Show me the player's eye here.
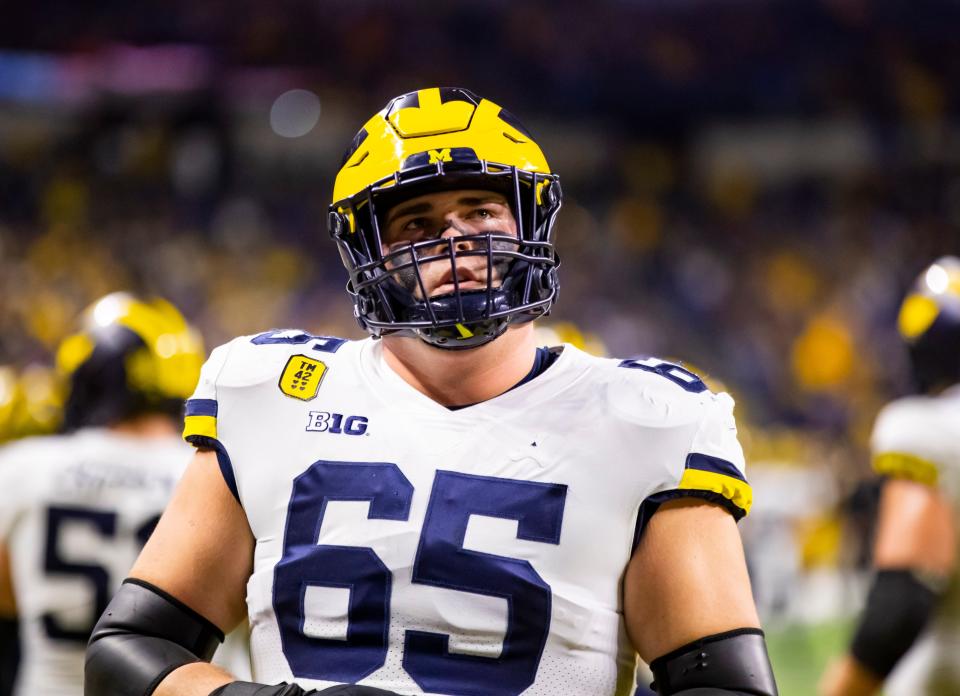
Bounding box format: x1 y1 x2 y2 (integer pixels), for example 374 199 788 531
386 221 438 252
402 217 430 233
468 207 495 220
387 219 429 247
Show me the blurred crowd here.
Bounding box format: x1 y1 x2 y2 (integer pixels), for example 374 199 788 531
2 0 960 624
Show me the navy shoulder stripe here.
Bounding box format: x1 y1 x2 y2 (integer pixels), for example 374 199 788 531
185 399 218 417
685 452 746 483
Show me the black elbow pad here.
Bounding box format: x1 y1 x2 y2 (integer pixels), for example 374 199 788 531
85 578 224 696
850 568 941 679
650 628 778 696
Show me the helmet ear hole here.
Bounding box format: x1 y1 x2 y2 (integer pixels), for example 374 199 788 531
543 267 560 291
539 180 559 208
329 209 360 239
328 211 345 238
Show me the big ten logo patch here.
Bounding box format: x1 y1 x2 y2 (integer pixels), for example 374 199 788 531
306 411 368 436
279 355 327 401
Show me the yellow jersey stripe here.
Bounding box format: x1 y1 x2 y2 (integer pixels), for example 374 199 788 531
183 414 217 441
873 451 939 487
678 468 753 515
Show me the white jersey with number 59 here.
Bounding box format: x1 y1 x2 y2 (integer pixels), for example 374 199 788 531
184 331 753 696
0 429 190 696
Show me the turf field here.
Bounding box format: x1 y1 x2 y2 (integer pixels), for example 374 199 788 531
766 619 853 696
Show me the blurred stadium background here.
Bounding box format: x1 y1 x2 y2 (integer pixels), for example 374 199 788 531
2 1 959 693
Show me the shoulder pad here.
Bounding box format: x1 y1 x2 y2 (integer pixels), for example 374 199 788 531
606 355 716 428
617 356 711 393
222 329 350 388
607 355 752 517
0 433 66 467
248 329 349 353
182 330 352 443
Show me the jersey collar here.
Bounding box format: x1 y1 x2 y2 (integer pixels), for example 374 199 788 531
358 338 589 419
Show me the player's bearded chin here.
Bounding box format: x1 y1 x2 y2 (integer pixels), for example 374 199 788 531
385 234 515 298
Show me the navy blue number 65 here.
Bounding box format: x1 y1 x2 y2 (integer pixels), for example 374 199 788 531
272 461 567 696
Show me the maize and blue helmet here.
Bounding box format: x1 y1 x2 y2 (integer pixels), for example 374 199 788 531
898 256 960 392
328 87 562 349
56 292 204 431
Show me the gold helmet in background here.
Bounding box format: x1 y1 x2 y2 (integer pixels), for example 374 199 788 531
56 292 204 430
897 256 960 392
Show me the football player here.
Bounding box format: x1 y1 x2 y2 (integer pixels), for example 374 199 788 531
0 293 206 696
0 363 65 696
87 88 778 696
820 257 960 695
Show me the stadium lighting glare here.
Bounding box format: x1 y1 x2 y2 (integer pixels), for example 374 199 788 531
91 294 130 327
925 264 949 294
270 89 321 138
155 334 178 359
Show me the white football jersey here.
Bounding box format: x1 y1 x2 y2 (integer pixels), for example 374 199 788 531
184 331 752 696
0 428 191 696
871 386 960 694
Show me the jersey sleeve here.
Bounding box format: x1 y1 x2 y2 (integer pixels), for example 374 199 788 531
182 341 234 446
181 330 345 505
611 356 754 546
674 391 752 519
870 400 946 488
630 388 751 551
181 340 242 502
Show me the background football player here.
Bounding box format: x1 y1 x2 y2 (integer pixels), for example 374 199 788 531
0 292 208 696
87 88 778 696
0 362 65 695
820 257 960 695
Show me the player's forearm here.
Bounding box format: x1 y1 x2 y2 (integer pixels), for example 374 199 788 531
819 655 882 696
154 662 235 696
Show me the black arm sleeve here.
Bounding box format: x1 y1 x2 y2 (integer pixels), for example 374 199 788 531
849 568 941 679
84 578 224 696
0 617 19 696
649 628 778 696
